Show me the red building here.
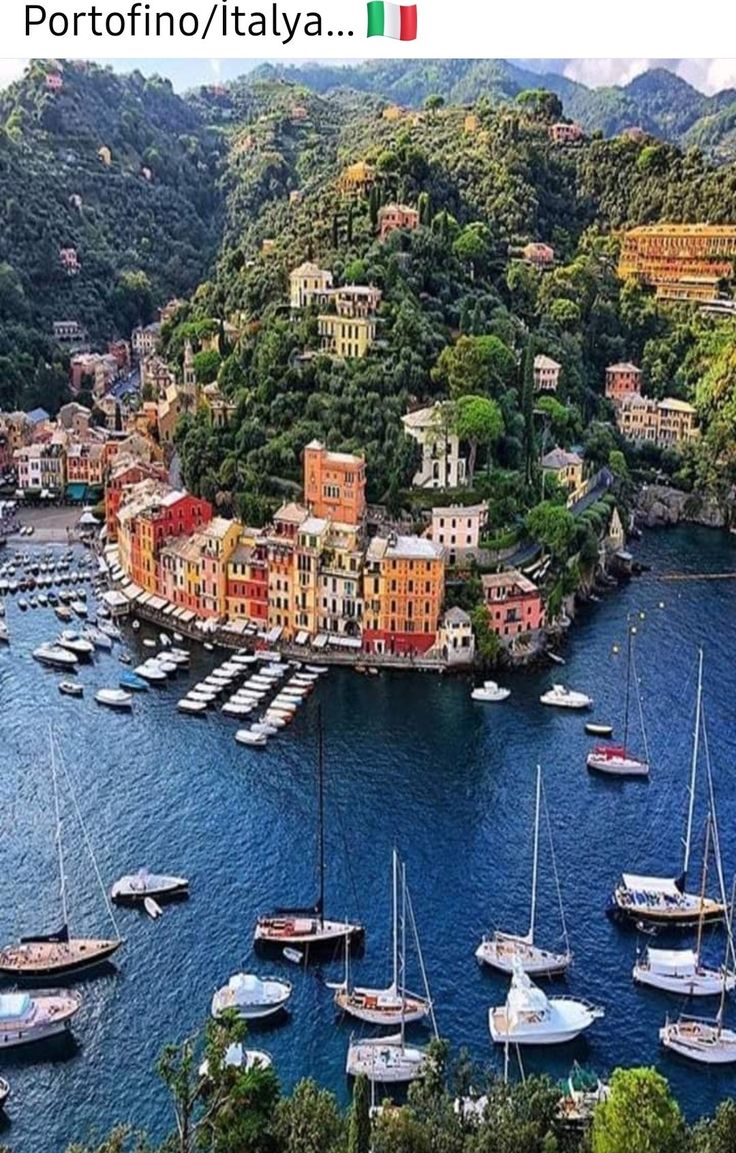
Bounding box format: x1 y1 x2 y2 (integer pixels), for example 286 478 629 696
481 570 545 640
605 362 642 402
378 203 420 241
226 539 269 624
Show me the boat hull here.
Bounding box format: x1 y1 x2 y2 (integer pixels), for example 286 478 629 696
489 1002 600 1046
334 988 430 1026
587 750 649 777
660 1022 736 1064
0 938 122 978
634 966 735 997
475 937 571 978
609 895 725 929
346 1038 428 1083
255 916 364 949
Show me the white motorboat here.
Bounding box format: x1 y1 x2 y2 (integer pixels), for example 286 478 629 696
143 638 157 649
199 1044 272 1079
0 991 80 1048
135 662 167 683
635 948 735 997
111 870 189 903
70 600 88 618
489 962 603 1045
57 631 95 658
211 973 292 1020
187 691 216 705
222 702 254 717
305 664 328 675
331 849 433 1026
263 713 287 728
84 626 113 651
251 722 278 737
178 699 208 714
236 729 268 747
95 689 133 711
99 620 121 640
159 633 171 647
476 765 571 977
540 684 593 710
33 644 78 669
157 659 178 676
0 1077 8 1108
346 1033 432 1084
471 680 511 703
255 710 363 950
55 605 73 623
660 1015 736 1064
59 681 84 698
608 651 725 929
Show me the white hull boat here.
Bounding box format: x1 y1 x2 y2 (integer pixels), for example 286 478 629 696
587 747 649 778
236 730 267 747
489 962 603 1045
346 1034 430 1083
58 632 95 658
95 689 133 710
660 1017 736 1064
178 699 208 714
111 871 188 903
211 973 292 1020
84 627 113 651
200 1044 272 1078
634 949 735 997
476 933 571 977
135 663 167 683
540 684 592 710
255 915 362 947
0 991 80 1048
33 645 78 669
471 681 511 703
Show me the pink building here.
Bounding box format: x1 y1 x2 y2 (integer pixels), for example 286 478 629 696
605 362 642 402
523 242 555 269
45 73 63 92
481 570 545 640
549 122 584 144
378 203 420 240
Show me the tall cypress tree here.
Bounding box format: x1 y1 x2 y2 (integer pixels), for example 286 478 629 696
347 1074 371 1153
522 338 536 486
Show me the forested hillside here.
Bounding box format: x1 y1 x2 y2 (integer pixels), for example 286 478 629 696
0 59 224 411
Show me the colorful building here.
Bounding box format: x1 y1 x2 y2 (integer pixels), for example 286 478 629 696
481 571 545 640
523 243 555 269
378 203 420 241
618 223 736 301
549 122 584 144
226 535 269 625
303 440 366 526
615 395 698 447
338 161 376 196
605 362 642 402
534 354 561 392
317 523 364 640
198 517 241 618
429 503 488 563
264 502 309 638
402 403 467 490
541 448 584 495
132 322 162 360
363 533 445 656
105 457 168 542
116 482 212 595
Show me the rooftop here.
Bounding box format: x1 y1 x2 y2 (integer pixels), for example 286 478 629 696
299 516 331 536
273 501 309 526
368 534 445 562
201 516 237 541
607 361 641 373
658 397 696 414
482 570 539 595
534 355 561 371
431 503 488 519
444 606 471 625
542 448 583 470
401 403 446 431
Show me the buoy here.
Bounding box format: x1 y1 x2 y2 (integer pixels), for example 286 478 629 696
659 601 665 609
612 644 620 654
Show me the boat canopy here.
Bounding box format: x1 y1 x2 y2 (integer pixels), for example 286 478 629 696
646 948 698 975
507 966 550 1025
622 873 679 895
228 974 269 1003
0 994 31 1019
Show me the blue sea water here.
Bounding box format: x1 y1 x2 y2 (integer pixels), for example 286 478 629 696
1 525 736 1151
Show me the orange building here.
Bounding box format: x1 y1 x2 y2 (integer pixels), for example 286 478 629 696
116 482 211 594
618 223 736 300
226 534 269 624
363 533 445 656
303 440 366 526
549 122 584 144
378 203 420 240
264 503 309 638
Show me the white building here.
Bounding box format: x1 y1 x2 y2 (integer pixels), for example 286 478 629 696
534 355 561 392
402 404 467 490
436 606 475 666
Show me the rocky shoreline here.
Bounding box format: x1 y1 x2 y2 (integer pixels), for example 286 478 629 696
635 483 732 530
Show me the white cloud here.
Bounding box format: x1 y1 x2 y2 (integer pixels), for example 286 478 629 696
0 59 27 91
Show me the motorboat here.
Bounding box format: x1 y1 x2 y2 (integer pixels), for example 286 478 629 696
135 662 167 683
120 671 148 692
211 973 292 1021
59 681 84 698
660 1016 736 1064
222 702 254 717
236 729 268 747
489 962 604 1045
18 598 28 611
33 644 79 669
540 684 593 710
95 689 133 711
157 659 178 676
55 605 73 623
0 991 81 1048
111 870 189 903
262 713 287 728
476 766 571 976
57 631 95 659
143 638 157 649
159 633 171 647
471 680 511 703
187 691 216 705
331 850 432 1026
634 948 736 997
557 1064 610 1126
178 699 209 715
251 722 279 737
84 626 113 651
70 600 88 618
199 1044 272 1079
346 1033 432 1084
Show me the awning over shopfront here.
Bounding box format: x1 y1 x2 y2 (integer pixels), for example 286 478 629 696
66 483 87 503
312 634 329 649
294 630 309 646
147 595 167 611
329 635 362 649
265 626 283 644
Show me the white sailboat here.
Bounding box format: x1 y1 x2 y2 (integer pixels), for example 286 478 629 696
346 857 438 1084
476 765 571 977
634 815 735 997
0 732 122 979
587 623 649 777
609 650 726 929
331 849 432 1025
255 707 363 950
489 960 604 1046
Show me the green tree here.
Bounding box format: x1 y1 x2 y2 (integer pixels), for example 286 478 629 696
347 1075 371 1153
433 335 516 401
592 1067 686 1153
470 603 502 665
274 1079 344 1153
453 395 504 487
525 501 576 560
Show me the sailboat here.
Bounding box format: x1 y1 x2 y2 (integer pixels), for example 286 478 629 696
346 857 438 1083
331 848 432 1025
587 622 649 777
0 732 122 979
476 765 571 976
255 708 363 950
634 815 736 997
608 649 726 929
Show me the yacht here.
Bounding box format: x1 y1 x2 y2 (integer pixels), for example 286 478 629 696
95 688 133 711
0 991 81 1048
33 644 79 669
540 684 593 710
634 948 735 997
135 662 167 683
660 1016 736 1064
211 973 292 1021
489 963 603 1045
84 626 113 651
471 681 511 703
57 631 95 659
111 870 189 903
346 1034 431 1084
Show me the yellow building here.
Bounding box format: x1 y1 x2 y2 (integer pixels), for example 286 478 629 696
338 161 376 196
290 262 333 310
616 395 698 446
383 104 404 122
317 314 376 359
292 516 331 638
618 223 736 301
464 113 480 133
541 448 584 495
198 517 241 618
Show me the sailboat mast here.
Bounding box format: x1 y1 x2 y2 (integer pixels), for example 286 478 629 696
392 848 399 991
50 731 69 930
317 706 325 925
400 858 407 1049
528 765 541 943
695 814 711 965
623 622 634 750
683 648 703 882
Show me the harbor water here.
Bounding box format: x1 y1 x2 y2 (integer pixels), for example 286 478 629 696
1 525 736 1151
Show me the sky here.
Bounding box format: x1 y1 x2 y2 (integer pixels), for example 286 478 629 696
2 57 736 94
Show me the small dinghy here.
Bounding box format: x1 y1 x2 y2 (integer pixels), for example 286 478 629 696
144 897 163 920
585 722 613 737
204 642 214 652
173 632 184 643
471 680 511 703
111 870 189 903
120 671 148 692
283 948 304 965
59 681 84 698
95 688 133 711
159 633 171 647
143 638 157 649
199 1044 272 1079
178 698 208 714
132 620 140 631
235 729 268 748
